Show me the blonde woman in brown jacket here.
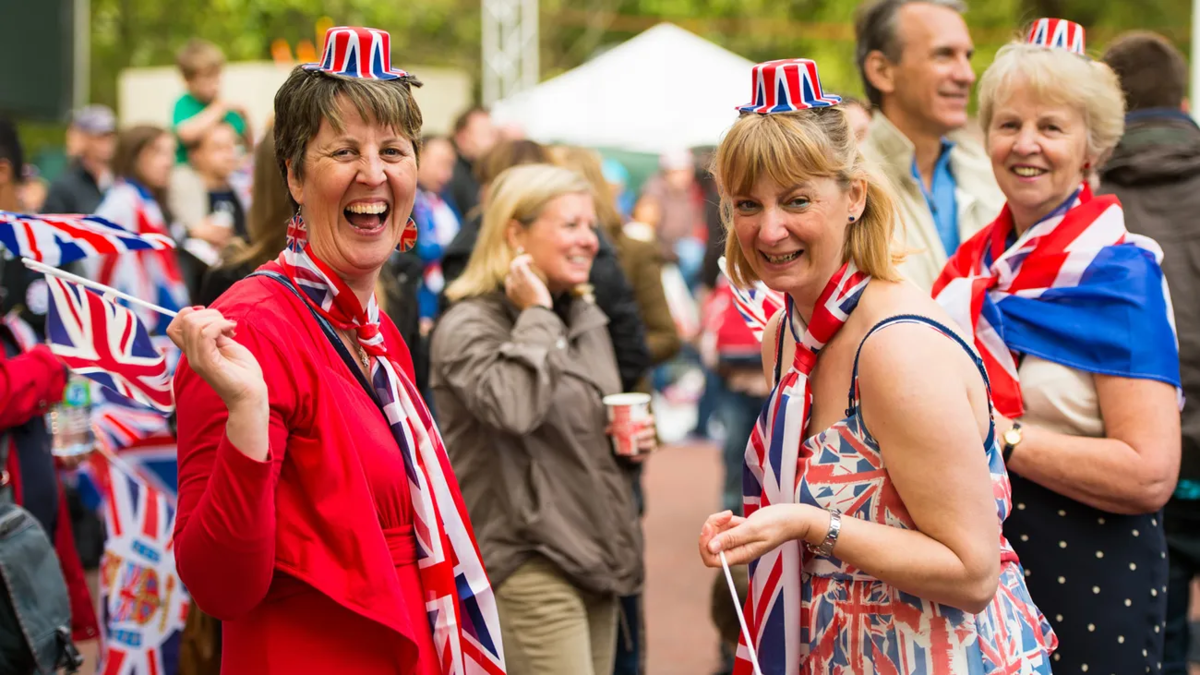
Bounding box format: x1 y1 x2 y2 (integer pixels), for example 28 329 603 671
432 164 656 675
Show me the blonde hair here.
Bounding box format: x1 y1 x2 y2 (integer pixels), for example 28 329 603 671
445 164 594 302
979 42 1126 164
712 106 904 288
176 39 226 80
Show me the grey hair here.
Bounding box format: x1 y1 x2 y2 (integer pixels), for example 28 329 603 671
855 0 969 107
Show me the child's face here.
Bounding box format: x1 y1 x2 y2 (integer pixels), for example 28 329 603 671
188 69 221 103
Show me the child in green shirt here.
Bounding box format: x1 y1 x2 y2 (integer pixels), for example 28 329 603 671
171 39 253 163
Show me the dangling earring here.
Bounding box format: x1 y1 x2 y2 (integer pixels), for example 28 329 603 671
396 216 418 252
286 206 307 247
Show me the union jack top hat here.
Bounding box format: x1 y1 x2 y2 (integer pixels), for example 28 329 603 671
737 59 841 115
303 26 410 80
1025 18 1086 55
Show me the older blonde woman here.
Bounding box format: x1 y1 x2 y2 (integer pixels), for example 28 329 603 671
433 164 655 675
698 58 1054 674
934 20 1182 673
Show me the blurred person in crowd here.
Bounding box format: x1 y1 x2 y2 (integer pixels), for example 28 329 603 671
840 95 873 144
18 166 48 213
442 139 652 392
496 122 526 142
698 59 1055 673
1099 31 1200 675
172 39 253 164
552 145 680 675
89 126 190 334
44 105 116 215
0 117 100 670
855 0 1004 289
641 148 705 284
444 106 497 219
934 30 1181 673
602 158 635 220
435 164 653 675
412 135 461 330
171 122 248 293
169 28 501 673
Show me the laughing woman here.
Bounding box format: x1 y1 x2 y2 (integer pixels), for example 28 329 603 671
168 28 505 675
697 59 1055 674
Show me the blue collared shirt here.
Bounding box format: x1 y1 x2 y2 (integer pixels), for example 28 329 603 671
911 140 960 255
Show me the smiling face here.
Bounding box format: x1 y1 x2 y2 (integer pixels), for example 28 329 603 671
507 192 599 294
987 83 1092 232
286 98 418 292
731 175 866 305
883 3 976 136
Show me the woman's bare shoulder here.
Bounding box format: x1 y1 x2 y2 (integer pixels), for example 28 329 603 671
857 279 973 345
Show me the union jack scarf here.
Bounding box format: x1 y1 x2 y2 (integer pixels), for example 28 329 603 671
737 261 870 675
276 215 506 675
933 184 1180 418
90 180 189 336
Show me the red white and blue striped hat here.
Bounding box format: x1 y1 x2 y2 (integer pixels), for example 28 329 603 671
303 26 409 80
737 59 841 115
1025 18 1086 55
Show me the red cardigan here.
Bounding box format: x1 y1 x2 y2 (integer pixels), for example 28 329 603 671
0 342 99 642
174 265 437 674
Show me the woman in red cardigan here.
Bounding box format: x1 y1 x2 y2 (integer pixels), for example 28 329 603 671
168 27 506 675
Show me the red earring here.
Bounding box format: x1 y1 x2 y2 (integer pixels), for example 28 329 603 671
397 217 417 252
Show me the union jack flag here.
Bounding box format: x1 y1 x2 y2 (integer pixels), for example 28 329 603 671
719 257 786 343
0 211 174 267
88 181 189 336
92 385 172 449
737 261 870 675
44 275 174 413
278 217 506 674
737 59 841 115
1026 18 1086 54
92 456 189 675
933 184 1180 419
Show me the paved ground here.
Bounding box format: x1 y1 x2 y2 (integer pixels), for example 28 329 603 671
643 440 726 675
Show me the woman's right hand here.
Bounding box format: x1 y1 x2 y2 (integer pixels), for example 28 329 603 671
168 307 266 409
505 254 553 311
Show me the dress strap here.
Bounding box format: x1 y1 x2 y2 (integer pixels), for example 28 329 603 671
771 299 789 386
846 314 996 450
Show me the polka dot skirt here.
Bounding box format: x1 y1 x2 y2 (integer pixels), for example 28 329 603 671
1008 473 1167 674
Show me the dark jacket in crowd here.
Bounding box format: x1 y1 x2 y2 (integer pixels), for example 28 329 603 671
443 149 480 222
441 213 652 391
43 160 105 215
1099 108 1200 516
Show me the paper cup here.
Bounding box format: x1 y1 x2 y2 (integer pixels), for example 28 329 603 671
603 393 652 457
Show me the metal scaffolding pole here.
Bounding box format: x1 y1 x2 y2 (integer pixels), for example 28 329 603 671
482 0 539 107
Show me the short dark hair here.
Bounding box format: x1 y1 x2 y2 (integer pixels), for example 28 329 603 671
0 118 23 182
273 67 424 209
855 0 968 107
453 106 489 135
473 139 549 187
1102 31 1188 112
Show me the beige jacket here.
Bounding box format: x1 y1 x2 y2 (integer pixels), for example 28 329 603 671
430 293 643 596
862 112 1005 291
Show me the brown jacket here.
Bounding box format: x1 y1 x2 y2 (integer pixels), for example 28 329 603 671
430 292 644 596
614 224 681 369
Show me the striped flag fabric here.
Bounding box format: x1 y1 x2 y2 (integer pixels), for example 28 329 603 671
43 275 174 413
719 257 786 343
0 211 174 266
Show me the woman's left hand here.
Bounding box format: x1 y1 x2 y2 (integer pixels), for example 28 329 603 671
699 504 823 567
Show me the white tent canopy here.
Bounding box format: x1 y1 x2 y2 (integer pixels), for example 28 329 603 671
492 23 754 155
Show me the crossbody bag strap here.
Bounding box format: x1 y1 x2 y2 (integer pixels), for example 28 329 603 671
0 433 11 506
249 271 383 411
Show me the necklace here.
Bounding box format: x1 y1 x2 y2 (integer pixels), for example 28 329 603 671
341 328 371 372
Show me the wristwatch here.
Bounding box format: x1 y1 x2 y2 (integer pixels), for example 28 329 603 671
807 510 842 557
1002 421 1023 463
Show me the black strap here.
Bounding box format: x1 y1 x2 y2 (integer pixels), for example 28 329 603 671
848 313 996 451
249 271 383 410
771 302 788 386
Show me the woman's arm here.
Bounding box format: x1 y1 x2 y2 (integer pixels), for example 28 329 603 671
705 323 1001 613
0 345 66 428
432 304 573 435
1002 375 1180 514
627 241 681 366
171 311 290 620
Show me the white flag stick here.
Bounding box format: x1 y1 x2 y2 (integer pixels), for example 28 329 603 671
720 550 764 675
22 257 179 319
